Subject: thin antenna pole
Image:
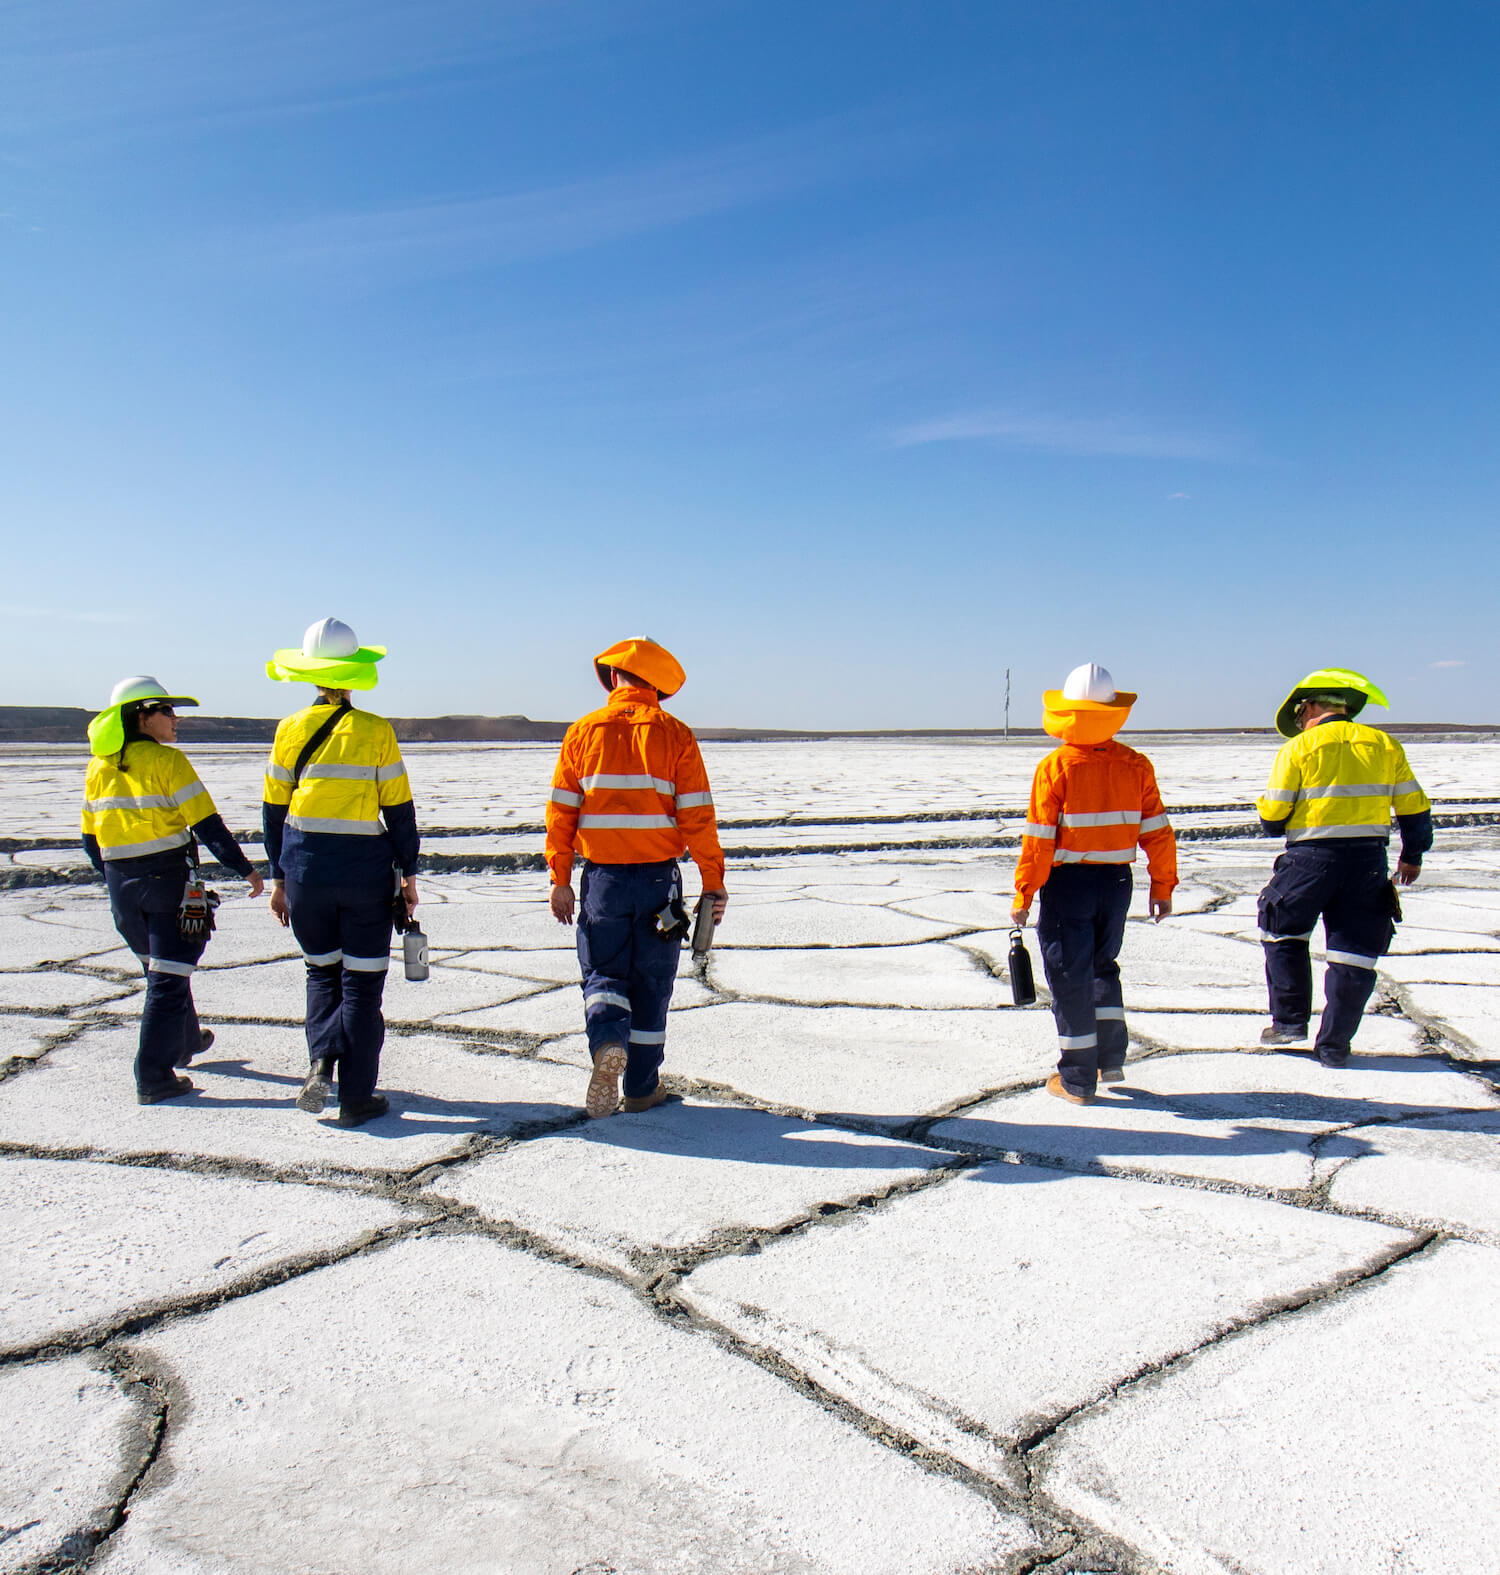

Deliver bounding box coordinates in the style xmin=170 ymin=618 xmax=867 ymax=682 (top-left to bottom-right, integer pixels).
xmin=1004 ymin=668 xmax=1011 ymax=740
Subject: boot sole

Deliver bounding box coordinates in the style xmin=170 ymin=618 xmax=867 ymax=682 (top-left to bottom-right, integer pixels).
xmin=586 ymin=1046 xmax=628 ymax=1119
xmin=297 ymin=1071 xmax=333 ymax=1114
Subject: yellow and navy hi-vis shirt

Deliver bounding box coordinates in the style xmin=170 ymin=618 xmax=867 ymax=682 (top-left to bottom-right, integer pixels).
xmin=1257 ymin=720 xmax=1430 ymax=845
xmin=82 ymin=740 xmax=217 ymax=861
xmin=261 ymin=704 xmax=419 ymax=882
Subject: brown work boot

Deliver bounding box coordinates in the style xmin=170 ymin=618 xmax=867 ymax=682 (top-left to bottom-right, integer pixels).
xmin=1045 ymin=1072 xmax=1094 ymax=1105
xmin=1098 ymin=1066 xmax=1126 ymax=1084
xmin=585 ymin=1045 xmax=628 ymax=1118
xmin=621 ymin=1084 xmax=670 ymax=1114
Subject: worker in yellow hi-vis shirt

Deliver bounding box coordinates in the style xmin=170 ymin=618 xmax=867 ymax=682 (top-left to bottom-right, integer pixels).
xmin=1256 ymin=668 xmax=1431 ymax=1067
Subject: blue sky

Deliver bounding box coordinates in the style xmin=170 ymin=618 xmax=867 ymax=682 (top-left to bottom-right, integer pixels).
xmin=3 ymin=1 xmax=1496 ymax=729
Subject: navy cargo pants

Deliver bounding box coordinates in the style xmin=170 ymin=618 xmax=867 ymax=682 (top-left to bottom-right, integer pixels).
xmin=1038 ymin=864 xmax=1133 ymax=1098
xmin=577 ymin=860 xmax=681 ymax=1100
xmin=284 ymin=874 xmax=392 ymax=1106
xmin=1259 ymin=843 xmax=1395 ymax=1066
xmin=105 ymin=853 xmax=208 ymax=1096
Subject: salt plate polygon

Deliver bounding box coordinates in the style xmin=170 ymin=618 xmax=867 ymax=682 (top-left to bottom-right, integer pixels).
xmin=93 ymin=1235 xmax=1036 ymax=1574
xmin=1035 ymin=1240 xmax=1500 ymax=1575
xmin=426 ymin=1100 xmax=953 ymax=1273
xmin=676 ymin=1164 xmax=1412 ymax=1488
xmin=0 ymin=1024 xmax=584 ymax=1176
xmin=0 ymin=1356 xmax=144 ymax=1573
xmin=710 ymin=941 xmax=1003 ymax=1008
xmin=1326 ymin=1112 xmax=1500 ymax=1240
xmin=0 ymin=1156 xmax=412 ymax=1352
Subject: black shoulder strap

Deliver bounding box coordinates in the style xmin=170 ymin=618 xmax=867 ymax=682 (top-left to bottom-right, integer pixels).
xmin=292 ymin=702 xmax=350 ymax=788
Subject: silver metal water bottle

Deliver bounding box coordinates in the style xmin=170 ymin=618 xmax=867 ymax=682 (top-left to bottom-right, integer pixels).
xmin=403 ymin=922 xmax=429 ymax=982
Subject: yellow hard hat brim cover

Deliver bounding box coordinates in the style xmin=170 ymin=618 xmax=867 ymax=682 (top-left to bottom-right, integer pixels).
xmin=87 ymin=693 xmax=200 ymax=757
xmin=593 ymin=638 xmax=686 ymax=699
xmin=266 ymin=645 xmax=387 ymax=691
xmin=1275 ymin=668 xmax=1389 ymax=738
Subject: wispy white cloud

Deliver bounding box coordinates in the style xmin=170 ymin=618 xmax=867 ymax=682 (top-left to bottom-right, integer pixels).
xmin=886 ymin=410 xmax=1245 ymax=462
xmin=0 ymin=603 xmax=132 ymax=625
xmin=1167 ymin=491 xmax=1191 ymax=500
xmin=0 ymin=0 xmax=695 ymax=139
xmin=235 ymin=115 xmax=929 ymax=282
xmin=1429 ymin=659 xmax=1467 ymax=669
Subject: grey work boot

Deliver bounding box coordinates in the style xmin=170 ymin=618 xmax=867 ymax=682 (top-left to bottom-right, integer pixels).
xmin=297 ymin=1057 xmax=337 ymax=1114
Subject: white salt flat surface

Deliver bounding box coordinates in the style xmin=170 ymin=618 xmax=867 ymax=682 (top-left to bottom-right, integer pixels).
xmin=657 ymin=1000 xmax=1058 ymax=1122
xmin=1037 ymin=1240 xmax=1500 ymax=1575
xmin=426 ymin=1100 xmax=952 ymax=1273
xmin=0 ymin=1024 xmax=585 ymax=1176
xmin=0 ymin=1356 xmax=143 ymax=1574
xmin=677 ymin=1165 xmax=1411 ymax=1486
xmin=711 ymin=940 xmax=1004 ymax=1007
xmin=1378 ymin=950 xmax=1500 ymax=984
xmin=0 ymin=971 xmax=132 ymax=1010
xmin=0 ymin=1156 xmax=410 ymax=1352
xmin=1326 ymin=1112 xmax=1500 ymax=1240
xmin=94 ymin=1235 xmax=1034 ymax=1575
xmin=0 ymin=1012 xmax=82 ymax=1064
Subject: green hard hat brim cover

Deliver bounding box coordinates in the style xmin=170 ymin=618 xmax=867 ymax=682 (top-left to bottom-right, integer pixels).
xmin=87 ymin=693 xmax=200 ymax=757
xmin=266 ymin=646 xmax=386 ymax=691
xmin=1275 ymin=668 xmax=1390 ymax=738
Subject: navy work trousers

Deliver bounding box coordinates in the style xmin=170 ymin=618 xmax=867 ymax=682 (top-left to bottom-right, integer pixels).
xmin=1258 ymin=843 xmax=1395 ymax=1064
xmin=1037 ymin=864 xmax=1133 ymax=1098
xmin=577 ymin=861 xmax=682 ymax=1099
xmin=284 ymin=874 xmax=393 ymax=1106
xmin=105 ymin=855 xmax=207 ymax=1095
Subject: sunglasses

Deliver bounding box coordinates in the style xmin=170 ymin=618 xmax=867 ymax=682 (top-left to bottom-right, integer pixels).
xmin=138 ymin=704 xmax=176 ymax=719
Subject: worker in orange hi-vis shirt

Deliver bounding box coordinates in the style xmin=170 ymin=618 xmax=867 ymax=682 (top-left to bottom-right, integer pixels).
xmin=1013 ymin=664 xmax=1177 ymax=1106
xmin=546 ymin=637 xmax=727 ymax=1119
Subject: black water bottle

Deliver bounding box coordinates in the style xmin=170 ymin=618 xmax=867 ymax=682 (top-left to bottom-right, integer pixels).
xmin=1007 ymin=927 xmax=1037 ymax=1007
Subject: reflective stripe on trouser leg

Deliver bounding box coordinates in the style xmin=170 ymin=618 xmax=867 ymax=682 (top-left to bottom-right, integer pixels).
xmin=1258 ymin=851 xmax=1325 ymax=1030
xmin=136 ymin=902 xmax=208 ymax=1094
xmin=576 ymin=860 xmax=682 ymax=1092
xmin=1316 ymin=856 xmax=1395 ymax=1058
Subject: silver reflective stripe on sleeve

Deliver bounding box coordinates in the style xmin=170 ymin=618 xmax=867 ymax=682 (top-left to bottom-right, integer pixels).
xmin=101 ymin=829 xmax=192 ymax=859
xmin=580 ymin=773 xmax=677 ymax=795
xmin=549 ymin=789 xmax=584 ymax=808
xmin=676 ymin=791 xmax=714 ymax=809
xmin=1259 ymin=928 xmax=1315 ymax=943
xmin=285 ymin=815 xmax=383 ymax=835
xmin=85 ymin=793 xmax=174 ymax=812
xmin=578 ymin=813 xmax=678 ymax=830
xmin=1325 ymin=949 xmax=1379 ymax=970
xmin=1060 ymin=810 xmax=1141 ymax=828
xmin=375 ymin=761 xmax=407 ymax=783
xmin=169 ymin=780 xmax=209 ymax=807
xmin=1095 ymin=1006 xmax=1126 ymax=1021
xmin=628 ymin=1028 xmax=667 ymax=1044
xmin=1259 ymin=787 xmax=1298 ymax=803
xmin=1023 ymin=822 xmax=1057 ymax=840
xmin=586 ymin=990 xmax=631 ymax=1014
xmin=1053 ymin=848 xmax=1136 ymax=864
xmin=343 ymin=953 xmax=390 ymax=973
xmin=1392 ymin=779 xmax=1422 ymax=797
xmin=1296 ymin=783 xmax=1401 ymax=800
xmin=1138 ymin=813 xmax=1171 ymax=833
xmin=1285 ymin=824 xmax=1391 ymax=842
xmin=148 ymin=957 xmax=196 ymax=976
xmin=1057 ymin=1032 xmax=1098 ymax=1050
xmin=265 ymin=763 xmax=294 ymax=784
xmin=300 ymin=763 xmax=378 ymax=781
xmin=302 ymin=947 xmax=344 ymax=966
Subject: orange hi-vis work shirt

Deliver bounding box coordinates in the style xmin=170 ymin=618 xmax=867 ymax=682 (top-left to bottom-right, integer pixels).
xmin=546 ymin=685 xmax=725 ymax=891
xmin=1014 ymin=740 xmax=1177 ymax=910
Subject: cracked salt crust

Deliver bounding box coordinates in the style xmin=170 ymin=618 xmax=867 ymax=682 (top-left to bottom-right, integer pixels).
xmin=425 ymin=1100 xmax=954 ymax=1273
xmin=676 ymin=1164 xmax=1414 ymax=1489
xmin=1036 ymin=1240 xmax=1500 ymax=1575
xmin=711 ymin=941 xmax=1005 ymax=1008
xmin=0 ymin=1355 xmax=145 ymax=1574
xmin=0 ymin=1156 xmax=411 ymax=1353
xmin=0 ymin=1023 xmax=585 ymax=1175
xmin=1325 ymin=1113 xmax=1500 ymax=1240
xmin=93 ymin=1235 xmax=1036 ymax=1575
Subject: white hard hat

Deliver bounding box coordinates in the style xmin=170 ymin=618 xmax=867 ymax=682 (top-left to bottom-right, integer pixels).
xmin=1062 ymin=663 xmax=1118 ymax=703
xmin=302 ymin=618 xmax=361 ymax=659
xmin=107 ymin=675 xmax=198 ymax=708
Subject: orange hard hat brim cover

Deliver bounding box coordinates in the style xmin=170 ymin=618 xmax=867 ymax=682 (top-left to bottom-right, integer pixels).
xmin=593 ymin=638 xmax=686 ymax=699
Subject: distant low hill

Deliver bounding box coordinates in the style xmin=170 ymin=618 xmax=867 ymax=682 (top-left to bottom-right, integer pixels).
xmin=0 ymin=705 xmax=1493 ymax=745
